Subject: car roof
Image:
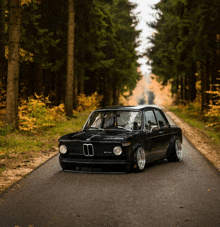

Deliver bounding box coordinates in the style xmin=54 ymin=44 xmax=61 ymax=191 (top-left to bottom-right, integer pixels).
xmin=95 ymin=105 xmax=163 ymax=111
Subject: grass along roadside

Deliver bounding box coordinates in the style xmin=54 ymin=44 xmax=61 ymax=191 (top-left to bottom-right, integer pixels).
xmin=169 ymin=106 xmax=220 ymax=148
xmin=0 ymin=111 xmax=90 ymax=174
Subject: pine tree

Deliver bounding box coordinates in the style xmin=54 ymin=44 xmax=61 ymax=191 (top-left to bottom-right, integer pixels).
xmin=65 ymin=0 xmax=75 ymax=116
xmin=0 ymin=0 xmax=6 ymax=84
xmin=5 ymin=0 xmax=22 ymax=129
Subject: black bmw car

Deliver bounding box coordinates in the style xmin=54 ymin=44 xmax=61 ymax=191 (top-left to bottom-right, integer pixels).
xmin=58 ymin=105 xmax=182 ymax=173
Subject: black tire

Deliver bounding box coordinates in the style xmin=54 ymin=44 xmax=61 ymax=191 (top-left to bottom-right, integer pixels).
xmin=134 ymin=147 xmax=146 ymax=171
xmin=167 ymin=138 xmax=182 ymax=162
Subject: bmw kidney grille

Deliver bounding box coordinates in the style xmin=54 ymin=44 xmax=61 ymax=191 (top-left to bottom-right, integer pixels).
xmin=83 ymin=144 xmax=94 ymax=157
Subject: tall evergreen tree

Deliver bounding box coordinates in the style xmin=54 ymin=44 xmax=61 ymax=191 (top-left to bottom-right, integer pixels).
xmin=4 ymin=0 xmax=141 ymax=114
xmin=5 ymin=0 xmax=22 ymax=129
xmin=65 ymin=0 xmax=75 ymax=116
xmin=147 ymin=0 xmax=220 ymax=109
xmin=0 ymin=0 xmax=6 ymax=84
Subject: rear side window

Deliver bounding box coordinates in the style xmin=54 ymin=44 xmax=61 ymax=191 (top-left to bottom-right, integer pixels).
xmin=155 ymin=110 xmax=168 ymax=128
xmin=144 ymin=110 xmax=157 ymax=130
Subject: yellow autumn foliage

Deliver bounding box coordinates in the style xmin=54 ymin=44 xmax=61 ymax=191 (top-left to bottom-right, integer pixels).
xmin=5 ymin=47 xmax=34 ymax=62
xmin=19 ymin=94 xmax=66 ymax=132
xmin=76 ymin=92 xmax=103 ymax=113
xmin=0 ymin=85 xmax=6 ymax=111
xmin=205 ymin=88 xmax=220 ymax=129
xmin=21 ymin=0 xmax=32 ymax=6
xmin=205 ymin=90 xmax=220 ymax=116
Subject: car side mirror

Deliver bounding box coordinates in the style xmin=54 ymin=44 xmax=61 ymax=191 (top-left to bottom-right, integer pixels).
xmin=158 ymin=120 xmax=169 ymax=128
xmin=150 ymin=125 xmax=160 ymax=132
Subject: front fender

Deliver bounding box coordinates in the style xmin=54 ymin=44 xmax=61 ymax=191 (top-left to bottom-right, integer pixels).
xmin=166 ymin=136 xmax=179 ymax=156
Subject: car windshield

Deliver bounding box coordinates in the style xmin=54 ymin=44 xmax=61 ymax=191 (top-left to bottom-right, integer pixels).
xmin=84 ymin=110 xmax=142 ymax=131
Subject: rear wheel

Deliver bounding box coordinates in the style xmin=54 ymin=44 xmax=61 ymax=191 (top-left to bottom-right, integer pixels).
xmin=167 ymin=138 xmax=182 ymax=162
xmin=134 ymin=147 xmax=146 ymax=171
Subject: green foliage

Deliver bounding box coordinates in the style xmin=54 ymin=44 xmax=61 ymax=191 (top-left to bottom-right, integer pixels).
xmin=170 ymin=104 xmax=220 ymax=146
xmin=0 ymin=122 xmax=14 ymax=136
xmin=147 ymin=0 xmax=220 ymax=110
xmin=7 ymin=0 xmax=142 ymax=108
xmin=73 ymin=0 xmax=141 ymax=106
xmin=110 ymin=0 xmax=141 ymax=90
xmin=0 ymin=111 xmax=90 ymax=159
xmin=2 ymin=0 xmax=142 ymax=121
xmin=21 ymin=1 xmax=60 ymax=68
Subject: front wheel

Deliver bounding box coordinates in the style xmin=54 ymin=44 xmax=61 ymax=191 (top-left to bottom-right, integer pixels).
xmin=167 ymin=138 xmax=182 ymax=162
xmin=134 ymin=147 xmax=146 ymax=171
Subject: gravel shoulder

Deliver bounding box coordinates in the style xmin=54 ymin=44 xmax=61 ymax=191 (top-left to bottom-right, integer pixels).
xmin=166 ymin=110 xmax=220 ymax=171
xmin=0 ymin=110 xmax=219 ymax=193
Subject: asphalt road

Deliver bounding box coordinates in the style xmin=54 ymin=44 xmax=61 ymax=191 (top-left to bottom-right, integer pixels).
xmin=0 ymin=121 xmax=220 ymax=227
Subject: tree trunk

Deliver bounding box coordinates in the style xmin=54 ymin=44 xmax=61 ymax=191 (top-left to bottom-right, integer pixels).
xmin=74 ymin=66 xmax=77 ymax=108
xmin=79 ymin=68 xmax=84 ymax=94
xmin=183 ymin=75 xmax=188 ymax=103
xmin=201 ymin=60 xmax=210 ymax=112
xmin=112 ymin=80 xmax=119 ymax=106
xmin=175 ymin=76 xmax=180 ymax=104
xmin=210 ymin=53 xmax=219 ymax=105
xmin=0 ymin=0 xmax=6 ymax=83
xmin=5 ymin=0 xmax=21 ymax=129
xmin=65 ymin=0 xmax=75 ymax=116
xmin=180 ymin=74 xmax=184 ymax=103
xmin=188 ymin=63 xmax=197 ymax=102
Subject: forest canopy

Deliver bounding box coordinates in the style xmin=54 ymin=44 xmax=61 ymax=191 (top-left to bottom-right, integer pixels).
xmin=146 ymin=0 xmax=220 ymax=112
xmin=0 ymin=0 xmax=141 ymax=128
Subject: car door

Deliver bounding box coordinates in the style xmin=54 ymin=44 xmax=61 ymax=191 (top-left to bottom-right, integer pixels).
xmin=142 ymin=109 xmax=161 ymax=161
xmin=154 ymin=109 xmax=171 ymax=157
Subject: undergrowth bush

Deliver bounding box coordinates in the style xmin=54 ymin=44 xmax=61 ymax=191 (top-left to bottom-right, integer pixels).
xmin=19 ymin=94 xmax=66 ymax=132
xmin=0 ymin=85 xmax=6 ymax=111
xmin=173 ymin=97 xmax=220 ymax=131
xmin=1 ymin=92 xmax=102 ymax=133
xmin=76 ymin=92 xmax=103 ymax=113
xmin=0 ymin=121 xmax=14 ymax=136
xmin=205 ymin=90 xmax=220 ymax=129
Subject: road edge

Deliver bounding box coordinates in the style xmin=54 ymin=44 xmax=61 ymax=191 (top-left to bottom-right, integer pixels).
xmin=0 ymin=151 xmax=59 ymax=194
xmin=165 ymin=110 xmax=220 ymax=172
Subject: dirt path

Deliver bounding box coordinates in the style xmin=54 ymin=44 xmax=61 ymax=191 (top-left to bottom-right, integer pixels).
xmin=0 ymin=148 xmax=58 ymax=193
xmin=166 ymin=110 xmax=220 ymax=171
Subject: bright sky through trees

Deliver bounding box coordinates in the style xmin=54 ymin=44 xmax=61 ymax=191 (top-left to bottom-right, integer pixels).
xmin=129 ymin=0 xmax=160 ymax=75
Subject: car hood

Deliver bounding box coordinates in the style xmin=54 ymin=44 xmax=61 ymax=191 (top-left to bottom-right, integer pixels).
xmin=58 ymin=130 xmax=139 ymax=143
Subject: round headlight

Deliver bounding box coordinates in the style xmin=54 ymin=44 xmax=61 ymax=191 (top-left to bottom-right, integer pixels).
xmin=113 ymin=146 xmax=122 ymax=156
xmin=59 ymin=145 xmax=67 ymax=154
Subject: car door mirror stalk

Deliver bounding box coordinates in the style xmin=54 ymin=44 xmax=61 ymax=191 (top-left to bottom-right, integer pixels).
xmin=150 ymin=125 xmax=160 ymax=132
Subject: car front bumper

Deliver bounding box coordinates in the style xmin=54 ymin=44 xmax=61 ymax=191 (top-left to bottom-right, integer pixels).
xmin=59 ymin=156 xmax=130 ymax=165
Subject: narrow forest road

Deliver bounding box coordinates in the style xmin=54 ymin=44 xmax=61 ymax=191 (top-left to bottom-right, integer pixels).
xmin=0 ymin=115 xmax=219 ymax=227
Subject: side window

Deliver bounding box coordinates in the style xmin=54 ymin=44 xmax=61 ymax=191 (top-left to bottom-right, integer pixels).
xmin=144 ymin=110 xmax=157 ymax=131
xmin=155 ymin=110 xmax=168 ymax=128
